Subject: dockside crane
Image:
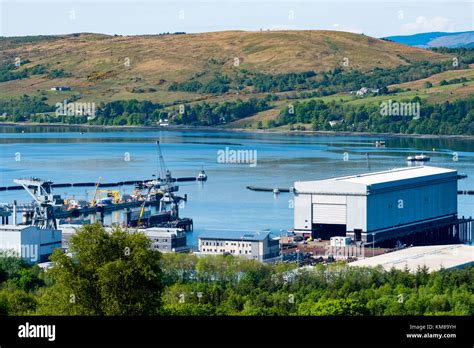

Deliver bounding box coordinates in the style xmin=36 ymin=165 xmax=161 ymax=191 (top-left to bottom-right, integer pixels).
xmin=14 ymin=178 xmax=62 ymax=229
xmin=155 ymin=140 xmax=188 ymax=216
xmin=90 ymin=176 xmax=102 ymax=207
xmin=156 ymin=140 xmax=175 ymax=193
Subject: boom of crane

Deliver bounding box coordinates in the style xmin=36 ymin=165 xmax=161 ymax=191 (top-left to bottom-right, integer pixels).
xmin=90 ymin=176 xmax=102 ymax=207
xmin=156 ymin=140 xmax=177 ymax=193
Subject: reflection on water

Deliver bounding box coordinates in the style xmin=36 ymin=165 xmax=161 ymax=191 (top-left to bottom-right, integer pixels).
xmin=0 ymin=125 xmax=473 ymax=246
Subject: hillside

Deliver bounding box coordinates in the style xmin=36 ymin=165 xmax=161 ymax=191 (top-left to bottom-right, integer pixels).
xmin=225 ymin=64 xmax=474 ymax=130
xmin=0 ymin=31 xmax=447 ymax=105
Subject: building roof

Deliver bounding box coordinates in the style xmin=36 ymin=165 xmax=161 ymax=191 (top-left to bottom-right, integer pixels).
xmin=295 ymin=166 xmax=457 ymax=194
xmin=337 ymin=166 xmax=455 ymax=185
xmin=198 ymin=229 xmax=271 ymax=242
xmin=142 ymin=227 xmax=185 ymax=237
xmin=349 ymin=244 xmax=474 ymax=273
xmin=0 ymin=225 xmax=37 ymax=232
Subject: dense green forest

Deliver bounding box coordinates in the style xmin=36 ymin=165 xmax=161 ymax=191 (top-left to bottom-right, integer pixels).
xmin=0 ymin=224 xmax=472 ymax=316
xmin=170 ymin=97 xmax=269 ymax=126
xmin=168 ymin=50 xmax=474 ymax=95
xmin=3 ymin=94 xmax=474 ymax=135
xmin=0 ymin=95 xmax=54 ymax=121
xmin=0 ymin=97 xmax=269 ymax=127
xmin=277 ymin=96 xmax=474 ymax=135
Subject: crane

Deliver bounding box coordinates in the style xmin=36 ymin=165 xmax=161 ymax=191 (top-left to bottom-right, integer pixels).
xmin=89 ymin=176 xmax=102 ymax=207
xmin=137 ymin=186 xmax=152 ymax=226
xmin=156 ymin=140 xmax=174 ymax=192
xmin=14 ymin=178 xmax=62 ymax=229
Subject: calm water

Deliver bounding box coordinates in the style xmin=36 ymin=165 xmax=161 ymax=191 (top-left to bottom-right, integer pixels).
xmin=1 ymin=125 xmax=473 ymax=246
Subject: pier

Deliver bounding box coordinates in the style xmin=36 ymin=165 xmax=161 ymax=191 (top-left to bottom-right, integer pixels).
xmin=0 ymin=177 xmax=198 ymax=191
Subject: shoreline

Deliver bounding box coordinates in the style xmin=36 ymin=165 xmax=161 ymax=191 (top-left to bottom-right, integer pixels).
xmin=1 ymin=121 xmax=474 ymax=140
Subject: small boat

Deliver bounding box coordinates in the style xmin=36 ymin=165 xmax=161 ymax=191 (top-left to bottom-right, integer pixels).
xmin=407 ymin=154 xmax=430 ymax=162
xmin=375 ymin=140 xmax=386 ymax=147
xmin=197 ymin=170 xmax=207 ymax=181
xmin=97 ymin=197 xmax=113 ymax=206
xmin=273 ymin=188 xmax=280 ymax=194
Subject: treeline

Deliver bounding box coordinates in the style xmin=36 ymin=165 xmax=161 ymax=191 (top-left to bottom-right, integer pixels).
xmin=88 ymin=98 xmax=268 ymax=126
xmin=276 ymin=96 xmax=474 ymax=135
xmin=1 ymin=98 xmax=164 ymax=126
xmin=236 ymin=70 xmax=317 ymax=93
xmin=0 ymin=95 xmax=54 ymax=121
xmin=169 ymin=73 xmax=231 ymax=94
xmin=89 ymin=99 xmax=164 ymax=126
xmin=159 ymin=253 xmax=473 ymax=316
xmin=0 ymin=35 xmax=61 ymax=48
xmin=167 ymin=49 xmax=474 ymax=96
xmin=171 ymin=97 xmax=269 ymax=126
xmin=439 ymin=77 xmax=468 ymax=86
xmin=0 ymin=96 xmax=268 ymax=127
xmin=0 ymin=61 xmax=47 ymax=82
xmin=0 ymin=224 xmax=472 ymax=316
xmin=431 ymin=47 xmax=474 ymax=64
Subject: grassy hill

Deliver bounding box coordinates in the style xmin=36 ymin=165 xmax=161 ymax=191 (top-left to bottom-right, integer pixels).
xmin=0 ymin=31 xmax=447 ymax=105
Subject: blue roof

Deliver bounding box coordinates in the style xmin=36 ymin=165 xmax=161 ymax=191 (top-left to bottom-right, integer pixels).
xmin=198 ymin=229 xmax=271 ymax=241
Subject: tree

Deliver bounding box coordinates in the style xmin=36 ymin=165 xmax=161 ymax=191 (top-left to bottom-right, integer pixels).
xmin=298 ymin=298 xmax=367 ymax=316
xmin=36 ymin=224 xmax=163 ymax=315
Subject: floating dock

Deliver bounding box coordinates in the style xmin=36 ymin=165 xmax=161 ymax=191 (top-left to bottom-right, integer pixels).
xmin=0 ymin=177 xmax=198 ymax=191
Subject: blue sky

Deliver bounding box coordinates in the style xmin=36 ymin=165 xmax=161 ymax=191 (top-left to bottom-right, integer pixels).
xmin=0 ymin=0 xmax=472 ymax=37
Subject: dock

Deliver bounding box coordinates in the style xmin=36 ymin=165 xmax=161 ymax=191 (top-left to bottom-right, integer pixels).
xmin=0 ymin=177 xmax=198 ymax=191
xmin=246 ymin=186 xmax=292 ymax=193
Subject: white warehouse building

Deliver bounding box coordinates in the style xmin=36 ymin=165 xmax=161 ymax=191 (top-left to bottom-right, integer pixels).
xmin=294 ymin=166 xmax=458 ymax=246
xmin=0 ymin=225 xmax=62 ymax=264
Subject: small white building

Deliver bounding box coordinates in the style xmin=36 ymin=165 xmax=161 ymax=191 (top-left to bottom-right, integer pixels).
xmin=0 ymin=225 xmax=62 ymax=264
xmin=352 ymin=87 xmax=379 ymax=97
xmin=50 ymin=86 xmax=71 ymax=91
xmin=158 ymin=119 xmax=169 ymax=126
xmin=198 ymin=230 xmax=280 ymax=261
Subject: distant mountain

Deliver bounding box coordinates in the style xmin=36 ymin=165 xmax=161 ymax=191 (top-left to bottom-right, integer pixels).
xmin=384 ymin=31 xmax=474 ymax=48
